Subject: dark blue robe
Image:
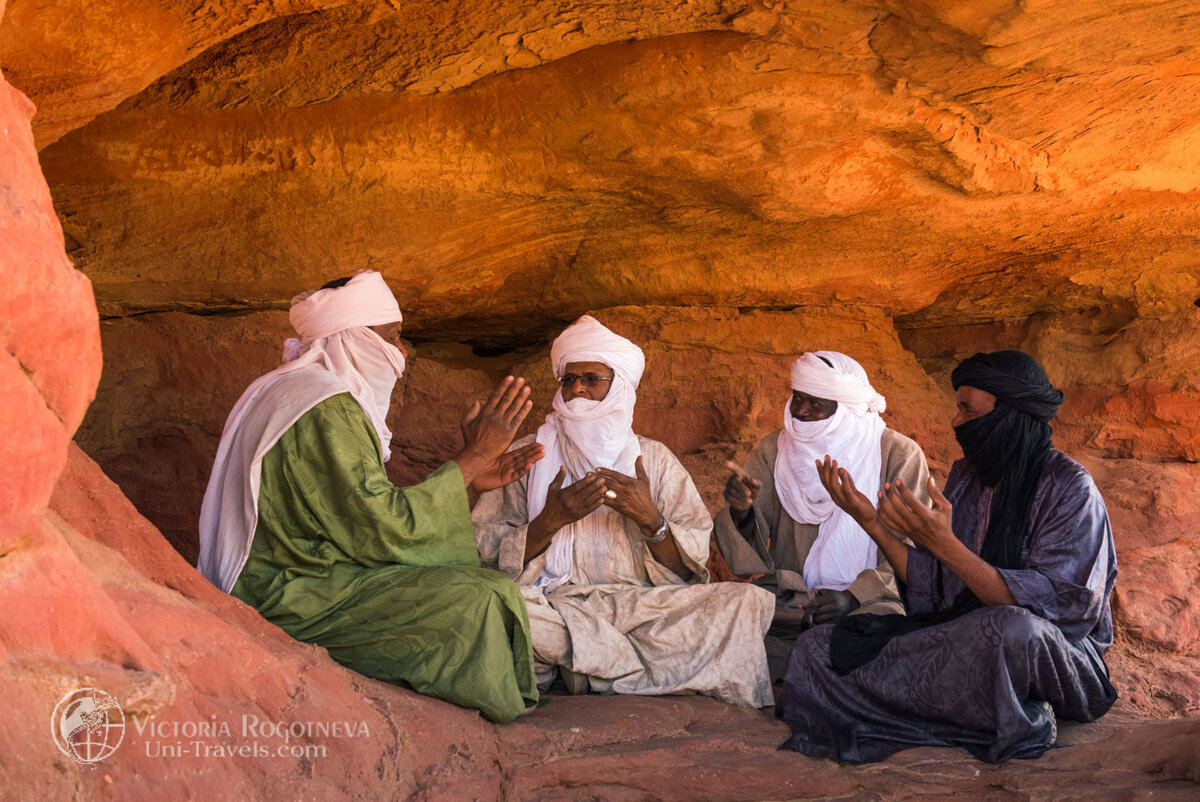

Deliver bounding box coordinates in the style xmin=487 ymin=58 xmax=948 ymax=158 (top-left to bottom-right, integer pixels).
xmin=776 ymin=450 xmax=1118 ymax=763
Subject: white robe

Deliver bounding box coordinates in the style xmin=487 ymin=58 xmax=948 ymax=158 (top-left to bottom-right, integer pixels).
xmin=474 ymin=435 xmax=775 ymax=708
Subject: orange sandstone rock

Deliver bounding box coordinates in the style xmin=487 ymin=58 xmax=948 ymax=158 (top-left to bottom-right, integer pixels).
xmin=21 ymin=2 xmax=1199 ymax=336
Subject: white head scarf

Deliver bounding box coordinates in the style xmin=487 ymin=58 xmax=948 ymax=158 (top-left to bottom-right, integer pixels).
xmin=774 ymin=351 xmax=887 ymax=592
xmin=283 ymin=271 xmax=407 ymax=458
xmin=198 ymin=270 xmax=406 ymax=592
xmin=527 ymin=316 xmax=644 ymax=591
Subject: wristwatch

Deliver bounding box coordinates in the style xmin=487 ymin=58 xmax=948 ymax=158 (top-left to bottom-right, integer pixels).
xmin=644 ymin=519 xmax=669 ymax=543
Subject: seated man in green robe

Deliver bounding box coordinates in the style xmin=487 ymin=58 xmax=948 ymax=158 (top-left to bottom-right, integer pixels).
xmin=198 ymin=270 xmax=542 ymax=722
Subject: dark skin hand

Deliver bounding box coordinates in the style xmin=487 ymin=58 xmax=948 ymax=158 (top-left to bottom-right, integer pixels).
xmin=723 ymin=464 xmax=762 ymax=531
xmin=816 ymin=455 xmax=910 ymax=581
xmin=454 ymin=376 xmax=533 ymax=489
xmin=879 ymin=477 xmax=1015 ymax=606
xmin=596 ymin=456 xmax=691 ymax=581
xmin=816 ymin=454 xmax=1016 ymax=606
xmin=769 ymin=588 xmax=860 ymax=634
xmin=524 ymin=467 xmax=609 ymax=562
xmin=368 ymin=325 xmax=538 ymax=501
xmin=466 ymin=442 xmax=544 ymax=506
xmin=804 ymin=588 xmax=860 ymax=625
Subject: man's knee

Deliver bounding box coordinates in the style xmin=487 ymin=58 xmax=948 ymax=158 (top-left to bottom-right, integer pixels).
xmin=979 ymin=606 xmax=1059 ymax=654
xmin=708 ymin=581 xmax=777 ymax=620
xmin=427 ymin=566 xmax=524 ymax=609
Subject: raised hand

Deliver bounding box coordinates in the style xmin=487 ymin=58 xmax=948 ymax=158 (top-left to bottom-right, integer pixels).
xmin=877 ymin=477 xmax=956 ymax=554
xmin=815 ymin=456 xmax=879 ymax=528
xmin=455 ymin=376 xmax=533 ymax=489
xmin=541 ymin=467 xmax=608 ymax=531
xmin=596 ymin=456 xmax=664 ymax=535
xmin=723 ymin=460 xmax=761 ymax=525
xmin=880 ymin=478 xmax=1015 ymax=606
xmin=459 ymin=376 xmax=532 ymax=463
xmin=523 ymin=466 xmax=610 ymax=563
xmin=818 ymin=457 xmax=914 ymax=584
xmin=470 ymin=442 xmax=544 ymax=495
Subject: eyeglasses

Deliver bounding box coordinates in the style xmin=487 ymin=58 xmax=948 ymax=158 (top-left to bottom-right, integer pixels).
xmin=557 ymin=373 xmax=615 ymax=388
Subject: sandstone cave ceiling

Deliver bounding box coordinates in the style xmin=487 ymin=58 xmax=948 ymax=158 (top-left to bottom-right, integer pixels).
xmin=4 ymin=0 xmax=1200 ymax=342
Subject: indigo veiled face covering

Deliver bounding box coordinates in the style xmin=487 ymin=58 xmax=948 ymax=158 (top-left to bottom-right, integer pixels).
xmin=950 ymin=351 xmax=1064 ymax=571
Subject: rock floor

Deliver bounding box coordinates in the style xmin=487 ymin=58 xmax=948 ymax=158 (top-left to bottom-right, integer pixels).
xmin=493 ymin=693 xmax=1200 ymax=801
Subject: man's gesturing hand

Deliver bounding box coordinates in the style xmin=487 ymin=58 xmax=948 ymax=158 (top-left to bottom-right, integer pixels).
xmin=815 ymin=456 xmax=879 ymax=528
xmin=816 ymin=456 xmax=914 ymax=584
xmin=878 ymin=477 xmax=1016 ymax=607
xmin=524 ymin=467 xmax=608 ymax=561
xmin=470 ymin=442 xmax=544 ymax=495
xmin=805 ymin=588 xmax=860 ymax=625
xmin=456 ymin=376 xmax=532 ymax=487
xmin=460 ymin=376 xmax=532 ymax=462
xmin=540 ymin=467 xmax=608 ymax=531
xmin=723 ymin=460 xmax=761 ymax=526
xmin=596 ymin=456 xmax=664 ymax=536
xmin=877 ymin=478 xmax=955 ymax=554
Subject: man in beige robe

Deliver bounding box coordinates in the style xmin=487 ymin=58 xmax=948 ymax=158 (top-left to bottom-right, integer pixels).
xmin=474 ymin=316 xmax=775 ymax=707
xmin=714 ymin=351 xmax=930 ymax=682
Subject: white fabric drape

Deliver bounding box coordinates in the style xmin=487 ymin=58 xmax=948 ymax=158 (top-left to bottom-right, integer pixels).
xmin=527 ymin=316 xmax=644 ymax=591
xmin=774 ymin=351 xmax=887 ymax=591
xmin=198 ymin=271 xmax=405 ymax=592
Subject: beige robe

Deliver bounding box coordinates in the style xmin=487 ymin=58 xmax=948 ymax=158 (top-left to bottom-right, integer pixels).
xmin=713 ymin=427 xmax=929 ymax=680
xmin=474 ymin=434 xmax=775 ymax=707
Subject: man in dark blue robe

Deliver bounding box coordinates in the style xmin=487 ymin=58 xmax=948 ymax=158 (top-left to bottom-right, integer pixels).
xmin=777 ymin=350 xmax=1118 ymax=763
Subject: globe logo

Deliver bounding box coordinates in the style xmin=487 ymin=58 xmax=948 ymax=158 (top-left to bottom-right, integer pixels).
xmin=52 ymin=688 xmax=125 ymax=765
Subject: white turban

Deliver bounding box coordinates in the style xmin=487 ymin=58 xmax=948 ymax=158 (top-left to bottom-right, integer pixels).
xmin=287 ymin=270 xmax=403 ymax=343
xmin=529 ymin=315 xmax=644 ymax=591
xmin=550 ymin=314 xmax=645 ymax=388
xmin=280 ymin=271 xmax=407 ymax=457
xmin=198 ymin=270 xmax=407 ymax=593
xmin=775 ymin=351 xmax=886 ymax=592
xmin=789 ymin=351 xmax=886 ymax=413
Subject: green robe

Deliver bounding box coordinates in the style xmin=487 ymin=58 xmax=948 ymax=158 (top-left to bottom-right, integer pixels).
xmin=230 ymin=392 xmax=537 ymax=722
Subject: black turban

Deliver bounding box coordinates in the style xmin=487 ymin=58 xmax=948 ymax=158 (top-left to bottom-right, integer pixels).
xmin=950 ymin=350 xmax=1063 ymax=422
xmin=950 ymin=350 xmax=1062 ymax=568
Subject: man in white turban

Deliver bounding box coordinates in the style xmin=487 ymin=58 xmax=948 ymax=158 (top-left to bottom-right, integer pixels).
xmin=714 ymin=351 xmax=930 ymax=682
xmin=473 ymin=316 xmax=776 ymax=707
xmin=198 ymin=271 xmax=542 ymax=723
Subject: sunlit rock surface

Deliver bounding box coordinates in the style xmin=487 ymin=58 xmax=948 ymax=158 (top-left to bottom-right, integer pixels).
xmin=13 ymin=0 xmax=1200 ymax=334
xmin=3 ymin=0 xmax=1200 ymax=796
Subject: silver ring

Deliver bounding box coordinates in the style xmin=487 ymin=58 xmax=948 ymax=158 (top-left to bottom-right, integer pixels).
xmin=604 ymin=490 xmax=617 ymax=500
